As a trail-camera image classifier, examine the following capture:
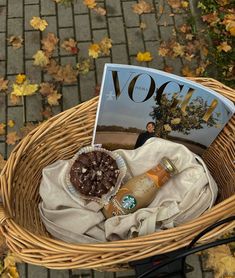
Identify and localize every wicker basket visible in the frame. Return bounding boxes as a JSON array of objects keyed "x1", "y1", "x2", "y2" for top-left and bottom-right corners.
[{"x1": 0, "y1": 78, "x2": 234, "y2": 271}]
